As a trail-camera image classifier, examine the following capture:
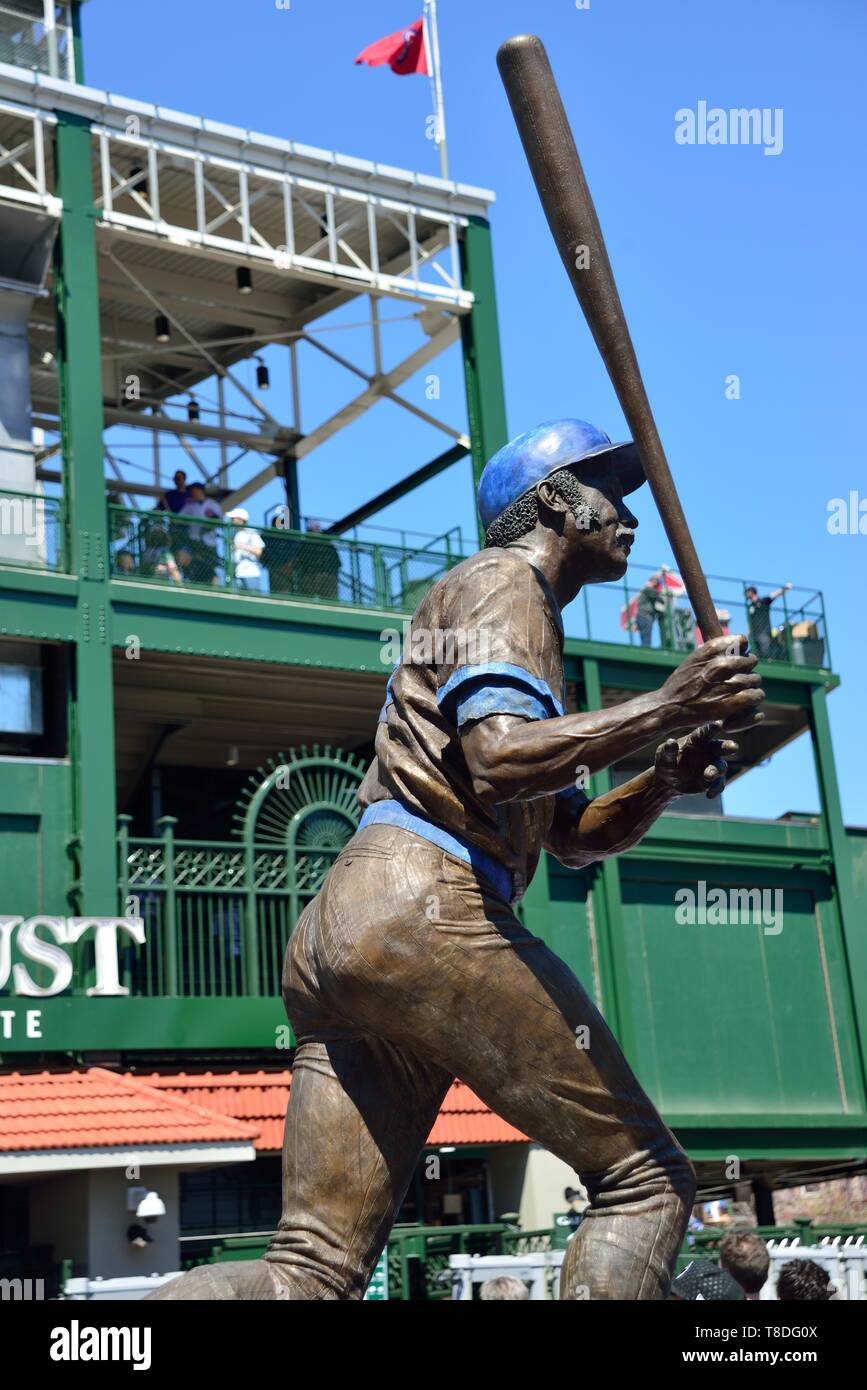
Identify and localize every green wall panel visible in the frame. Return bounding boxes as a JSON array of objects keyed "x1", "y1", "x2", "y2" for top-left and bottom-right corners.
[
  {"x1": 618, "y1": 864, "x2": 864, "y2": 1124},
  {"x1": 0, "y1": 761, "x2": 73, "y2": 914},
  {"x1": 521, "y1": 856, "x2": 603, "y2": 1013}
]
